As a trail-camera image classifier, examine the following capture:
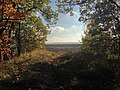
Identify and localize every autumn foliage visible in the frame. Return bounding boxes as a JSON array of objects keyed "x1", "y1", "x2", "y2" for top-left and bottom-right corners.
[{"x1": 0, "y1": 0, "x2": 27, "y2": 61}]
